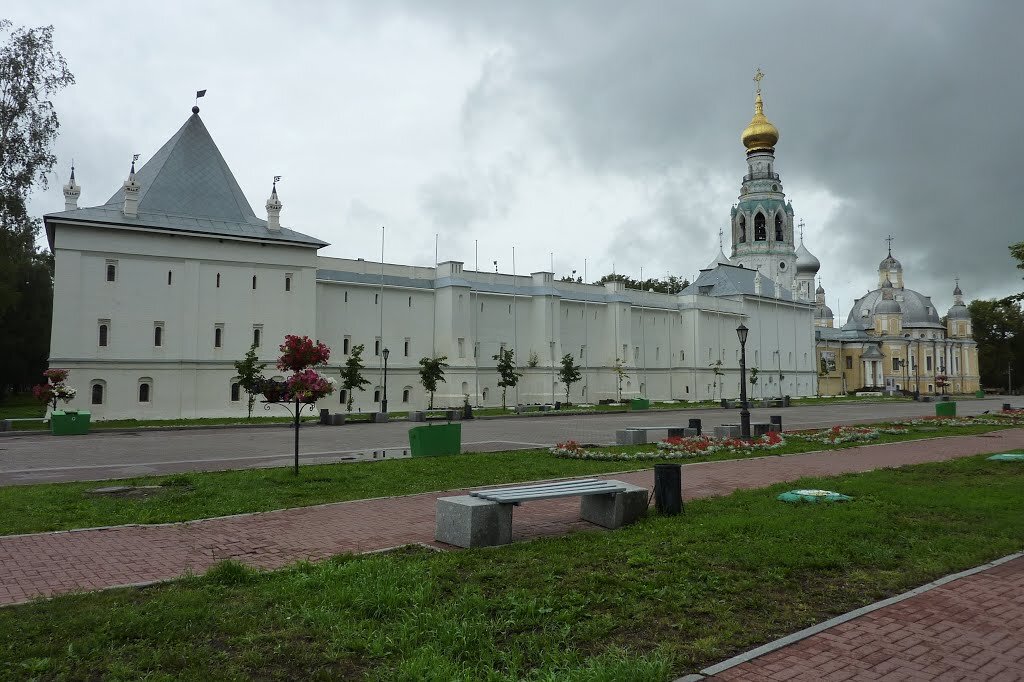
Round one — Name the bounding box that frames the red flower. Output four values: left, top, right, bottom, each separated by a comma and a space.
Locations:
277, 335, 331, 372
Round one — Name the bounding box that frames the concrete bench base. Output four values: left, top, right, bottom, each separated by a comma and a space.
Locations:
579, 483, 648, 529
615, 429, 647, 445
373, 412, 389, 423
714, 424, 741, 439
435, 495, 513, 548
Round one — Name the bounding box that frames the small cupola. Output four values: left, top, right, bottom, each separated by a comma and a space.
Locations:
266, 176, 283, 231
63, 164, 81, 211
122, 155, 141, 217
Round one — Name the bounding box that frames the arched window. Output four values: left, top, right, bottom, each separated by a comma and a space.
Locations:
402, 387, 411, 402
253, 328, 261, 347
230, 382, 241, 402
373, 389, 381, 402
167, 271, 173, 285
154, 325, 163, 347
340, 389, 348, 404
754, 213, 766, 241
738, 215, 746, 243
139, 382, 151, 403
216, 273, 221, 288
91, 382, 104, 405
252, 275, 257, 290
774, 213, 784, 241
98, 324, 108, 347
214, 326, 223, 348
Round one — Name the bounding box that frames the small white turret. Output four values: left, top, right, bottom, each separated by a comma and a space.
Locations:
63, 164, 81, 210
266, 177, 282, 231
122, 156, 141, 217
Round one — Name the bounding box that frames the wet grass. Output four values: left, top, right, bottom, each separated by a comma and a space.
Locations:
0, 455, 1021, 680
0, 422, 1014, 536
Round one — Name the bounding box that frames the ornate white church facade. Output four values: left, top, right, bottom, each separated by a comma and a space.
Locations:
44, 77, 968, 420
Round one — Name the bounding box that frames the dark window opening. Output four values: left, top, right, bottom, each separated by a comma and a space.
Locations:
845, 356, 853, 370
252, 275, 257, 290
139, 383, 150, 403
754, 213, 766, 241
285, 276, 291, 292
215, 327, 223, 348
340, 389, 348, 404
774, 214, 784, 242
738, 216, 746, 243
167, 271, 173, 285
154, 326, 163, 347
253, 328, 261, 347
343, 338, 350, 354
231, 383, 241, 401
402, 389, 410, 402
99, 324, 108, 347
373, 389, 381, 402
91, 383, 103, 405
106, 264, 116, 282
216, 273, 221, 288
404, 340, 409, 356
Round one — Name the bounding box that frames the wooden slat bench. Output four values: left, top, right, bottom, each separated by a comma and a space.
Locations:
435, 478, 648, 548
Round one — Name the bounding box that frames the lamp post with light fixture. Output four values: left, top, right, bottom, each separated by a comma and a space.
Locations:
737, 323, 751, 439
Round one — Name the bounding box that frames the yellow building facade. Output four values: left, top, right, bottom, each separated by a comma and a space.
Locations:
814, 255, 979, 396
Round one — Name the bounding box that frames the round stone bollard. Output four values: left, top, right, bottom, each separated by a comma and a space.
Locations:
654, 463, 682, 516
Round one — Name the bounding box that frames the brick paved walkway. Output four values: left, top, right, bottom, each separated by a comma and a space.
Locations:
709, 555, 1024, 681
1, 428, 1022, 609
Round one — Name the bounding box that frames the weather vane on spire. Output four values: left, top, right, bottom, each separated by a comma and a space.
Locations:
753, 67, 764, 94
798, 219, 805, 241
885, 234, 895, 256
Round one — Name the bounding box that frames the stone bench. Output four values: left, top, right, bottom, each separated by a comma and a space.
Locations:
435, 478, 648, 548
411, 409, 461, 422
713, 422, 781, 439
615, 426, 694, 445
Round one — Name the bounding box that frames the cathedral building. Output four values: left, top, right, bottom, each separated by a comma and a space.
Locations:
45, 73, 973, 420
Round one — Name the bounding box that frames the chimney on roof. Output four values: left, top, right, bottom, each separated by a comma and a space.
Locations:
266, 177, 282, 231
63, 164, 81, 211
122, 155, 141, 217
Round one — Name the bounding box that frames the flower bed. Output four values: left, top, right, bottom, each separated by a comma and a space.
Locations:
894, 414, 1024, 428
550, 432, 785, 462
790, 425, 908, 445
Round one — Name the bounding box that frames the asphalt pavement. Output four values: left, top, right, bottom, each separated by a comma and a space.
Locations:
0, 397, 1008, 485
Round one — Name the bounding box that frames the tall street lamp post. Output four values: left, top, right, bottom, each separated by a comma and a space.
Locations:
381, 347, 390, 414
737, 323, 751, 440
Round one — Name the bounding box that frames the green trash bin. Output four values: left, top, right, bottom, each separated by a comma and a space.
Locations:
629, 398, 651, 410
408, 423, 461, 457
975, 390, 985, 398
935, 402, 956, 418
50, 410, 91, 436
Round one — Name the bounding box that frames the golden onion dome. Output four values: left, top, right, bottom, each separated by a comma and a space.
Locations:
741, 92, 779, 152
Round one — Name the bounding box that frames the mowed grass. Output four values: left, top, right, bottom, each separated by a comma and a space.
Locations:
1, 456, 1021, 680
0, 422, 1014, 537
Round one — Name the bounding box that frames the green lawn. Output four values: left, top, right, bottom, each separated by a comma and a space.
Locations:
0, 394, 45, 419
0, 422, 1013, 537
1, 455, 1021, 680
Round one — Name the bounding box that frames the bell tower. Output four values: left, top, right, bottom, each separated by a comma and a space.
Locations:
730, 69, 797, 291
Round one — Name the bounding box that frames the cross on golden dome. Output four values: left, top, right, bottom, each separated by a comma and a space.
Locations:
741, 68, 779, 152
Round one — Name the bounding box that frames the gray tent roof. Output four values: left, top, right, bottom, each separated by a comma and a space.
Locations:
45, 111, 326, 248
682, 263, 796, 301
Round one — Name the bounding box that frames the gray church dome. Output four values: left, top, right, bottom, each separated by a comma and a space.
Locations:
845, 287, 943, 329
878, 254, 902, 272
795, 241, 820, 275
815, 304, 834, 319
875, 298, 901, 314
947, 303, 970, 320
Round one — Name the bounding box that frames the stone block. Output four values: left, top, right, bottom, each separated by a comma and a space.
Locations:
408, 411, 425, 422
752, 422, 772, 437
615, 429, 647, 445
330, 413, 346, 426
373, 412, 389, 423
714, 424, 741, 439
445, 409, 461, 421
0, 419, 10, 432
435, 495, 512, 548
667, 427, 687, 438
580, 483, 649, 529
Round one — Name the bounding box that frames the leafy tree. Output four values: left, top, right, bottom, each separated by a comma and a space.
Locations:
339, 344, 371, 412
492, 347, 522, 409
0, 21, 74, 400
233, 342, 267, 418
710, 359, 724, 400
969, 299, 1024, 391
418, 355, 449, 409
1009, 240, 1024, 302
558, 353, 582, 404
612, 358, 628, 402
593, 273, 690, 294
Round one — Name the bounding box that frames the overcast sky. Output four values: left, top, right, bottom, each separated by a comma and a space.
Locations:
12, 1, 1023, 318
